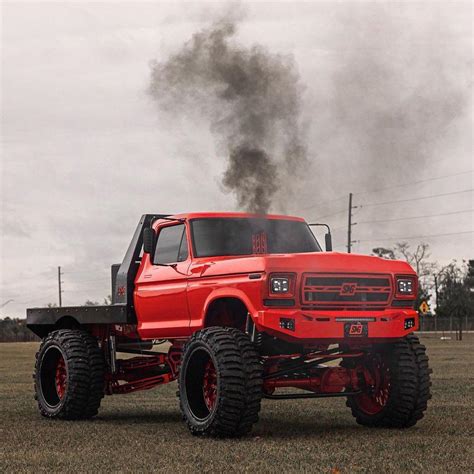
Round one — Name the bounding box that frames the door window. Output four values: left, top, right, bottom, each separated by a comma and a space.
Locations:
153, 224, 188, 264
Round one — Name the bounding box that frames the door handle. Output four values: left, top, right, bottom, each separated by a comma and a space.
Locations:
190, 264, 212, 275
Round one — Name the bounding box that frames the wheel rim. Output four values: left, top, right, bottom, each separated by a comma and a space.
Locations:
183, 347, 219, 420
202, 359, 217, 411
39, 346, 67, 408
55, 354, 67, 400
356, 353, 390, 415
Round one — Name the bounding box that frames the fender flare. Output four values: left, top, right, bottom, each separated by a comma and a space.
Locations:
200, 288, 258, 327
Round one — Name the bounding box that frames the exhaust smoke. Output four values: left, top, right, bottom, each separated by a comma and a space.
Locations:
148, 18, 306, 214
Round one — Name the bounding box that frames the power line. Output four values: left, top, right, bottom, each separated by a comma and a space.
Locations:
298, 194, 347, 212
354, 170, 473, 196
0, 274, 110, 284
303, 189, 473, 221
62, 270, 109, 275
305, 208, 347, 220
359, 189, 473, 209
356, 209, 474, 225
357, 230, 474, 243
63, 289, 108, 294
66, 278, 110, 284
17, 294, 58, 305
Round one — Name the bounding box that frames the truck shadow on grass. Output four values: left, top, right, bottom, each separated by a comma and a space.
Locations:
97, 408, 182, 426
254, 419, 375, 439
95, 407, 409, 439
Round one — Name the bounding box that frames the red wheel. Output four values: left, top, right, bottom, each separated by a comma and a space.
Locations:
345, 336, 431, 428
202, 359, 217, 410
355, 354, 390, 415
55, 354, 67, 400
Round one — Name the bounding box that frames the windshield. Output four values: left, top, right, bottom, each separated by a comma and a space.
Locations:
190, 218, 321, 257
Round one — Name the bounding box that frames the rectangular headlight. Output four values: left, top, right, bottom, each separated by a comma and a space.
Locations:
397, 277, 415, 294
271, 277, 289, 293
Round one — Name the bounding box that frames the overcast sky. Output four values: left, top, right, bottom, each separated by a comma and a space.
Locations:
1, 1, 472, 318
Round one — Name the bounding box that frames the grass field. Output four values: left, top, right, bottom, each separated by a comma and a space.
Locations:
0, 335, 473, 473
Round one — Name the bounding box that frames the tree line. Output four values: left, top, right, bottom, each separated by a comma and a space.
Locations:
372, 243, 474, 336
0, 317, 39, 342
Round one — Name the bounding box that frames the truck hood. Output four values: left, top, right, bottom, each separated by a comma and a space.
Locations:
192, 252, 415, 277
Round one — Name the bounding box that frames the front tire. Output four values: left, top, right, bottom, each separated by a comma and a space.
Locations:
179, 327, 262, 437
345, 334, 431, 428
34, 329, 105, 419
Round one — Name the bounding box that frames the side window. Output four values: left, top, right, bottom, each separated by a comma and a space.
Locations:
177, 228, 189, 262
153, 224, 188, 265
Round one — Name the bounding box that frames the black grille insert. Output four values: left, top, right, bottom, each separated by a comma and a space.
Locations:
303, 274, 392, 309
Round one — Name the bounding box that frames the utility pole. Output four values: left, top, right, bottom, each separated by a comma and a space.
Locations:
347, 193, 352, 253
346, 193, 358, 253
347, 193, 355, 253
434, 274, 439, 332
58, 266, 63, 307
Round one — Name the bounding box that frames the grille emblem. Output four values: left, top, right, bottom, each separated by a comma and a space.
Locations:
340, 283, 357, 296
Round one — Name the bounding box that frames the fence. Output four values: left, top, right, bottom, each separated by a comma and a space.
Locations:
418, 314, 474, 332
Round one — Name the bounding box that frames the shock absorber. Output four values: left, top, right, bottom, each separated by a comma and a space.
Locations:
245, 313, 264, 347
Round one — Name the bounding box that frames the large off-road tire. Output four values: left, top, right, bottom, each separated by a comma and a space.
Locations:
34, 329, 105, 419
179, 327, 262, 437
345, 334, 431, 428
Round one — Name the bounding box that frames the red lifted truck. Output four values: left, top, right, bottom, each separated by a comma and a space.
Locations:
28, 212, 431, 437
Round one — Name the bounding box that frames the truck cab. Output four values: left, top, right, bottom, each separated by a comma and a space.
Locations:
133, 212, 419, 344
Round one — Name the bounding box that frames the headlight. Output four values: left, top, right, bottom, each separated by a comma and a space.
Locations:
397, 277, 415, 295
271, 277, 290, 293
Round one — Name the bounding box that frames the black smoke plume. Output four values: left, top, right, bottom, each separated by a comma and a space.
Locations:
148, 18, 306, 214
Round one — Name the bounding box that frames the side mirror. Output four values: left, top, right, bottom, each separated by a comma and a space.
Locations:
308, 223, 332, 252
143, 228, 156, 254
325, 232, 333, 252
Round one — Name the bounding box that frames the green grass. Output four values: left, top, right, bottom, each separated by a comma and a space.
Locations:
1, 335, 473, 473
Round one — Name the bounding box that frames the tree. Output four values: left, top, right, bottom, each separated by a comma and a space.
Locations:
372, 247, 396, 259
394, 242, 435, 280
374, 242, 434, 310
0, 317, 39, 342
436, 261, 474, 340
84, 300, 100, 306
466, 260, 474, 291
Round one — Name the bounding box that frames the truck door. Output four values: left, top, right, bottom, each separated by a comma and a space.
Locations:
134, 222, 191, 339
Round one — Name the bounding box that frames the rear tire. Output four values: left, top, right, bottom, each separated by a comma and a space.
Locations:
179, 327, 262, 437
345, 334, 431, 428
34, 329, 105, 419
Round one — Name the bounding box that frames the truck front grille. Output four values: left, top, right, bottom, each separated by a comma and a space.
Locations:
302, 274, 392, 310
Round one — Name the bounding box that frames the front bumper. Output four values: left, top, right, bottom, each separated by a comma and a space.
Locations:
254, 308, 419, 343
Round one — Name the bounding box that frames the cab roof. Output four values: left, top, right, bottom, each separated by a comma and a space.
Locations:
156, 212, 306, 224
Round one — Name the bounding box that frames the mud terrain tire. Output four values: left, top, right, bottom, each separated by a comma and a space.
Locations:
34, 329, 105, 419
179, 327, 262, 437
346, 334, 431, 428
